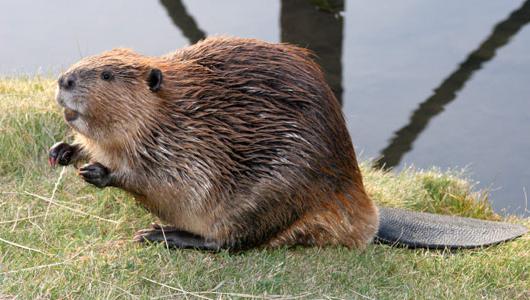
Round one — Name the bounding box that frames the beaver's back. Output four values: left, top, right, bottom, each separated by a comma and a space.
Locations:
158, 37, 358, 188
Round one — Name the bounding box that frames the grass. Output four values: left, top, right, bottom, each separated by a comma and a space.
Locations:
0, 77, 528, 299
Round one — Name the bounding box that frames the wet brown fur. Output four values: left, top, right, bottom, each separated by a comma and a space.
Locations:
59, 36, 379, 250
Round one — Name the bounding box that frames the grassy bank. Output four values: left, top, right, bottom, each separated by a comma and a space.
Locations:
0, 78, 528, 299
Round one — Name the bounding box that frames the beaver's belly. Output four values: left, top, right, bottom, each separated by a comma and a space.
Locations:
135, 188, 215, 239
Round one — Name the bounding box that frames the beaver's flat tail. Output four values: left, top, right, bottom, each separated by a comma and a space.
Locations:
375, 207, 528, 249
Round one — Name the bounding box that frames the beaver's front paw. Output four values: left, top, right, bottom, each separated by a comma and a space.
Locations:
48, 141, 75, 167
79, 162, 112, 188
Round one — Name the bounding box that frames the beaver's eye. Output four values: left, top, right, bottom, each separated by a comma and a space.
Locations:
101, 71, 113, 81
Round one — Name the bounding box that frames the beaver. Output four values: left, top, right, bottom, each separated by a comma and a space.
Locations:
49, 36, 527, 250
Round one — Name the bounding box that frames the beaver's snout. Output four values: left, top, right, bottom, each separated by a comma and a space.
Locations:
55, 74, 84, 124
58, 73, 77, 90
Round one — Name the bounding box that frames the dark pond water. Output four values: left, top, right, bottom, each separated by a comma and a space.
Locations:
1, 0, 529, 216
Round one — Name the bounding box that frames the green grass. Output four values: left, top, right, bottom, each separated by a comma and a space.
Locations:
0, 78, 528, 299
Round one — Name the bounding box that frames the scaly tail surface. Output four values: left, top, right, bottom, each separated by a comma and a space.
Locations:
376, 207, 528, 249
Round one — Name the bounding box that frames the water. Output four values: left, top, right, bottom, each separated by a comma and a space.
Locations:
1, 0, 529, 216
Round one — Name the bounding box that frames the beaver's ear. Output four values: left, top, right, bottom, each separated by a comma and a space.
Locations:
147, 68, 163, 92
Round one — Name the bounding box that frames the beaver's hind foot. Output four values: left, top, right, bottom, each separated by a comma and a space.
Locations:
133, 224, 220, 251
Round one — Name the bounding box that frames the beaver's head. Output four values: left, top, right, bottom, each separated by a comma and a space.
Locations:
56, 49, 163, 140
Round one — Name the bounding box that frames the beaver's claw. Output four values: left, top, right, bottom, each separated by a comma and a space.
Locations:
49, 142, 74, 168
79, 162, 112, 188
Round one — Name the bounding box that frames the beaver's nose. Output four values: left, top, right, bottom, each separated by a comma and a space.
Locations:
58, 73, 76, 90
